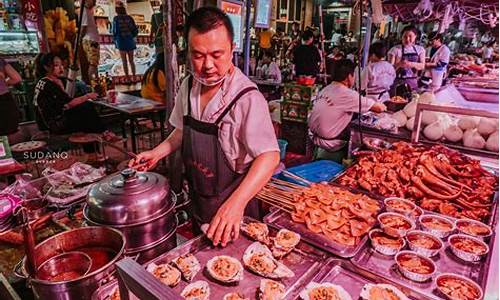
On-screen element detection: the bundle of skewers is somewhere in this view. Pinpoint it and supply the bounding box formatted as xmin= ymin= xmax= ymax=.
xmin=256 ymin=178 xmax=307 ymax=213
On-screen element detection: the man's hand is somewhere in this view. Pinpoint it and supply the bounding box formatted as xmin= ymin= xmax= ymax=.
xmin=370 ymin=103 xmax=387 ymax=113
xmin=128 ymin=149 xmax=162 ymax=171
xmin=206 ymin=198 xmax=245 ymax=247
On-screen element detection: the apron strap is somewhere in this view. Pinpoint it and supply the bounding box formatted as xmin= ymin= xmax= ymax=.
xmin=187 ymin=76 xmax=193 ymax=115
xmin=214 ymin=86 xmax=258 ymax=125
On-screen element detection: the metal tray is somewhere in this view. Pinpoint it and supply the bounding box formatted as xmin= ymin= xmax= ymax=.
xmin=264 ymin=208 xmax=372 ymax=258
xmin=93 ymin=217 xmax=329 ymax=300
xmin=295 ymin=258 xmax=420 ymax=300
xmin=351 ymin=206 xmax=498 ymax=300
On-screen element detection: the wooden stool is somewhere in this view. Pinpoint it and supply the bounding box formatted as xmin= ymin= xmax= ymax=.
xmin=10 ymin=141 xmax=47 ymax=177
xmin=68 ymin=133 xmax=100 ymax=157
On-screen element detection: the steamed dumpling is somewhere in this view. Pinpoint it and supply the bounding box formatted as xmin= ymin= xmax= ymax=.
xmin=421 ymin=111 xmax=439 ymax=125
xmin=486 ymin=131 xmax=499 ymax=152
xmin=392 ymin=110 xmax=407 ymax=127
xmin=444 ymin=125 xmax=463 ymax=142
xmin=406 ymin=116 xmax=415 ymax=131
xmin=403 ymin=101 xmax=417 ymax=118
xmin=463 ymin=129 xmax=486 ymax=149
xmin=419 ymin=92 xmax=436 ymax=104
xmin=424 ymin=121 xmax=444 ymax=141
xmin=458 ymin=116 xmax=480 ymax=131
xmin=477 ymin=118 xmax=497 ymax=136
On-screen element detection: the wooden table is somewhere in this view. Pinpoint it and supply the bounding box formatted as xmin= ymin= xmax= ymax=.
xmin=93 ymin=93 xmax=166 ymax=154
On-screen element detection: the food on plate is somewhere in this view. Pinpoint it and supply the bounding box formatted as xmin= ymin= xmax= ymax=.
xmin=423 ymin=121 xmax=444 ymax=141
xmin=419 ymin=215 xmax=454 ymax=238
xmin=338 ymin=142 xmax=497 ymax=222
xmin=172 ymin=254 xmax=201 ymax=281
xmin=146 ymin=263 xmax=181 ymax=287
xmin=378 ymin=213 xmax=414 ymax=238
xmin=206 ymin=255 xmax=243 ymax=283
xmin=384 ymin=198 xmax=416 ymax=216
xmin=290 ymin=183 xmax=380 ymax=246
xmin=242 ymin=242 xmax=294 ymax=279
xmin=455 ymin=219 xmax=492 ymax=238
xmin=223 ymin=292 xmax=249 ymax=300
xmin=449 ymin=234 xmax=489 ymax=261
xmin=444 ymin=125 xmax=463 ymax=143
xmin=360 ymin=283 xmax=409 ymax=300
xmin=369 ymin=229 xmax=405 ymax=255
xmin=181 ymin=280 xmax=210 ymax=300
xmin=241 ymin=222 xmax=270 ymax=244
xmin=259 ymin=279 xmax=286 ymax=300
xmin=436 ymin=273 xmax=483 ymax=300
xmin=299 ymin=282 xmax=352 ymax=300
xmin=272 ymin=229 xmax=300 ymax=258
xmin=396 ymin=251 xmax=436 ymax=282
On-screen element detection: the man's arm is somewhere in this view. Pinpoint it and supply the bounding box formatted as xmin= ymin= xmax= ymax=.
xmin=207 ymin=151 xmax=280 ymax=246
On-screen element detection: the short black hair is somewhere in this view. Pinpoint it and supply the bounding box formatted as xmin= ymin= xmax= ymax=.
xmin=401 ymin=25 xmax=418 ymax=36
xmin=429 ymin=32 xmax=443 ymax=42
xmin=369 ymin=42 xmax=387 ymax=59
xmin=35 ymin=53 xmax=60 ymax=79
xmin=330 ymin=59 xmax=355 ymax=82
xmin=301 ymin=30 xmax=313 ymax=41
xmin=185 ymin=7 xmax=234 ymax=45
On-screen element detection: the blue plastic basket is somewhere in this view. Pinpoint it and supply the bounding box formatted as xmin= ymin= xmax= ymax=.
xmin=277 ymin=160 xmax=345 ymax=186
xmin=277 ymin=139 xmax=288 ymax=161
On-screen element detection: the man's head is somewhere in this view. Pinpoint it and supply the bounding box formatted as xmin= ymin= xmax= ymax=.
xmin=84 ymin=0 xmax=96 ymax=9
xmin=330 ymin=59 xmax=355 ymax=88
xmin=185 ymin=7 xmax=235 ymax=85
xmin=401 ymin=25 xmax=418 ymax=46
xmin=369 ymin=42 xmax=387 ymax=61
xmin=301 ymin=30 xmax=314 ymax=45
xmin=429 ymin=32 xmax=443 ymax=48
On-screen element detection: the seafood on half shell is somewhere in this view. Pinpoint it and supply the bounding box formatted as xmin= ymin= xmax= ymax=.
xmin=272 ymin=229 xmax=301 ymax=258
xmin=243 ymin=242 xmax=294 ymax=279
xmin=172 ymin=254 xmax=201 ymax=282
xmin=223 ymin=292 xmax=250 ymax=300
xmin=146 ymin=262 xmax=181 ymax=287
xmin=299 ymin=282 xmax=352 ymax=300
xmin=241 ymin=222 xmax=270 ymax=244
xmin=259 ymin=279 xmax=286 ymax=300
xmin=181 ymin=280 xmax=210 ymax=300
xmin=360 ymin=283 xmax=409 ymax=300
xmin=206 ymin=255 xmax=244 ymax=283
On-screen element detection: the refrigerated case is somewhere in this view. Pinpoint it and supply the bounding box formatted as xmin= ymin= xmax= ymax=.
xmin=0 ymin=30 xmax=39 ymax=55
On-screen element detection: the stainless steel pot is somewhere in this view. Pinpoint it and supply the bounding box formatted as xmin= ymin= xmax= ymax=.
xmin=84 ymin=169 xmax=178 ymax=252
xmin=15 ymin=226 xmax=125 ymax=300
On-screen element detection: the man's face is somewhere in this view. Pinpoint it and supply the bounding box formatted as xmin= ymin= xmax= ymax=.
xmin=402 ymin=31 xmax=416 ymax=46
xmin=188 ymin=25 xmax=234 ymax=85
xmin=431 ymin=39 xmax=440 ymax=48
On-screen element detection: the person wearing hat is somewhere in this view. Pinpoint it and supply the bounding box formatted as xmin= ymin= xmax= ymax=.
xmin=130 ymin=7 xmax=279 ymax=247
xmin=424 ymin=33 xmax=450 ymax=91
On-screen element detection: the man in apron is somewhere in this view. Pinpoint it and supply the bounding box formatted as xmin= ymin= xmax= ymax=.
xmin=424 ymin=33 xmax=450 ymax=91
xmin=388 ymin=25 xmax=426 ymax=96
xmin=130 ymin=7 xmax=280 ymax=247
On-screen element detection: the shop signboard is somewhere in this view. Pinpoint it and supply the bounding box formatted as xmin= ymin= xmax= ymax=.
xmin=22 ymin=0 xmax=45 ymax=51
xmin=254 ymin=0 xmax=272 ymax=28
xmin=219 ymin=0 xmax=244 ymax=52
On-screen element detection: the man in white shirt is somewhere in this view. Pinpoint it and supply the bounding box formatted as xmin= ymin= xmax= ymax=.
xmin=331 ymin=30 xmax=342 ymax=47
xmin=309 ymin=59 xmax=386 ymax=156
xmin=130 ymin=7 xmax=279 ymax=247
xmin=424 ymin=33 xmax=450 ymax=91
xmin=357 ymin=42 xmax=396 ymax=102
xmin=81 ymin=0 xmax=100 ymax=80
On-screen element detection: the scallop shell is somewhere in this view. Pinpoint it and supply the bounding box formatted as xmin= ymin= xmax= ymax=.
xmin=223 ymin=292 xmax=249 ymax=300
xmin=299 ymin=282 xmax=352 ymax=300
xmin=259 ymin=279 xmax=286 ymax=300
xmin=243 ymin=242 xmax=294 ymax=279
xmin=272 ymin=229 xmax=301 ymax=258
xmin=181 ymin=280 xmax=210 ymax=300
xmin=206 ymin=255 xmax=243 ymax=283
xmin=241 ymin=222 xmax=270 ymax=244
xmin=172 ymin=254 xmax=201 ymax=282
xmin=146 ymin=262 xmax=181 ymax=287
xmin=360 ymin=283 xmax=409 ymax=300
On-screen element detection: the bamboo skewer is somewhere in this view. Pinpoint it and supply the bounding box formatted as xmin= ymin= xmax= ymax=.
xmin=256 ymin=196 xmax=294 ymax=213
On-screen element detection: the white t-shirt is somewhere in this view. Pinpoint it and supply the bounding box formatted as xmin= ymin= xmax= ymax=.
xmin=357 ymin=61 xmax=396 ymax=101
xmin=169 ymin=67 xmax=279 ymax=173
xmin=82 ymin=7 xmax=99 ymax=42
xmin=388 ymin=44 xmax=426 ymax=62
xmin=331 ymin=33 xmax=342 ymax=45
xmin=308 ymin=82 xmax=375 ymax=151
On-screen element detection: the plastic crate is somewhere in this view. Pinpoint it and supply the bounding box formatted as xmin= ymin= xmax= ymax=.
xmin=277 ymin=160 xmax=345 ymax=186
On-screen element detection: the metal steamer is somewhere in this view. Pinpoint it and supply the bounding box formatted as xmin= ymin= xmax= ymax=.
xmin=84 ymin=169 xmax=178 ymax=263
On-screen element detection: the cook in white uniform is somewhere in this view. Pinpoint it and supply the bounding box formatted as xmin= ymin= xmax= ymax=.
xmin=424 ymin=33 xmax=450 ymax=91
xmin=309 ymin=59 xmax=387 ymax=154
xmin=357 ymin=42 xmax=396 ymax=102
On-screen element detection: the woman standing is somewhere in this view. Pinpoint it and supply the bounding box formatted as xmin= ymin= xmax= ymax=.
xmin=388 ymin=25 xmax=426 ymax=95
xmin=112 ymin=3 xmax=138 ymax=76
xmin=0 ymin=58 xmax=22 ymax=136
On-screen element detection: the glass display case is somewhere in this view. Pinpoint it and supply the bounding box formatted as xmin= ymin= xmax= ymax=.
xmin=0 ymin=30 xmax=39 ymax=55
